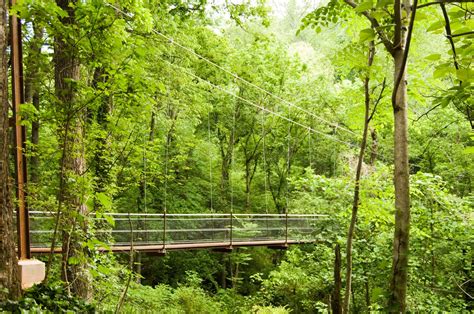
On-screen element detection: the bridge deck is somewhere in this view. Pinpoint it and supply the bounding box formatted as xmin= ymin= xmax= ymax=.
xmin=27 ymin=211 xmax=328 ymax=253
xmin=30 ymin=240 xmax=317 ymax=253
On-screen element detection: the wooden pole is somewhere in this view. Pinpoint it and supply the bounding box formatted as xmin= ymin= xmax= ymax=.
xmin=10 ymin=0 xmax=30 ymax=260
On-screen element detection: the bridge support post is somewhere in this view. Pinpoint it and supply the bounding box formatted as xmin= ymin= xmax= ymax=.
xmin=11 ymin=0 xmax=30 ymax=261
xmin=18 ymin=259 xmax=45 ymax=289
xmin=11 ymin=0 xmax=45 ymax=289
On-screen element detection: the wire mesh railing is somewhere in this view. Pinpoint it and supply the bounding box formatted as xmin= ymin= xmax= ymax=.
xmin=28 ymin=211 xmax=328 ymax=250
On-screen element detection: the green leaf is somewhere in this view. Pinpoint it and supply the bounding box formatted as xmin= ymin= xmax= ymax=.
xmin=103 ymin=213 xmax=115 ymax=227
xmin=427 ymin=20 xmax=444 ymax=32
xmin=440 ymin=96 xmax=451 ymax=108
xmin=448 ymin=10 xmax=465 ymax=19
xmin=84 ymin=239 xmax=95 ymax=250
xmin=90 ymin=269 xmax=100 ymax=278
xmin=425 ymin=54 xmax=441 ymax=61
xmin=463 ymin=146 xmax=474 ymax=154
xmin=376 ymin=0 xmax=392 ymax=8
xmin=415 ymin=11 xmax=428 ymax=20
xmin=433 ymin=64 xmax=453 ymax=79
xmin=98 ymin=265 xmax=112 ymax=275
xmin=68 ymin=256 xmax=80 ymax=265
xmin=355 ymin=0 xmax=373 ymax=12
xmin=96 ymin=192 xmax=112 ymax=210
xmin=359 ymin=28 xmax=376 ymax=43
xmin=456 ymin=69 xmax=471 ymax=82
xmin=157 ymin=81 xmax=167 ymax=94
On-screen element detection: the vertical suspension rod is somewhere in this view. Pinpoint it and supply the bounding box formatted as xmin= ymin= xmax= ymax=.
xmin=230 ymin=212 xmax=233 ymax=247
xmin=11 ymin=1 xmax=30 ymax=259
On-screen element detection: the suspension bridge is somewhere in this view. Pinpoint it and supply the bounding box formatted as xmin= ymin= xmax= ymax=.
xmin=8 ymin=3 xmax=346 ymax=289
xmin=27 ymin=211 xmax=328 ymax=254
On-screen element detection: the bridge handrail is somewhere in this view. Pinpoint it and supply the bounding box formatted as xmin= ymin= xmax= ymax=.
xmin=26 ymin=211 xmax=330 ymax=250
xmin=28 ymin=211 xmax=329 ymax=218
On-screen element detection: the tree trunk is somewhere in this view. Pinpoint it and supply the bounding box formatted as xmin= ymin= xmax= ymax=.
xmin=340 ymin=0 xmax=413 ymax=311
xmin=331 ymin=244 xmax=342 ymax=314
xmin=0 ymin=0 xmax=21 ymax=299
xmin=388 ymin=1 xmax=411 ymax=309
xmin=220 ymin=255 xmax=227 ymax=289
xmin=343 ymin=42 xmax=374 ymax=313
xmin=364 ymin=272 xmax=370 ymax=310
xmin=136 ymin=110 xmax=156 ymax=243
xmin=369 ymin=127 xmax=377 ymax=166
xmin=54 ymin=0 xmax=91 ymax=299
xmin=244 ymin=154 xmax=258 ymax=211
xmin=219 ymin=120 xmax=237 ymax=207
xmin=24 ymin=23 xmax=42 ymax=183
xmin=91 ymin=66 xmax=111 ymax=212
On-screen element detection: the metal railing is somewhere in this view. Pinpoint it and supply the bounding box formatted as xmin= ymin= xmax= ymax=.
xmin=28 ymin=211 xmax=328 ymax=251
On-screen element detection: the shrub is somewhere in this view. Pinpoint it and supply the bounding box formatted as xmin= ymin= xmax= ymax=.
xmin=0 ymin=283 xmax=95 ymax=313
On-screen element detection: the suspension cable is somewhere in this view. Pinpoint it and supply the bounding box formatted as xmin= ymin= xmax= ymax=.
xmin=208 ymin=110 xmax=214 ymax=212
xmin=143 ymin=132 xmax=147 ymax=214
xmin=333 ymin=125 xmax=338 ymax=175
xmin=309 ymin=117 xmax=314 ymax=171
xmin=260 ymin=106 xmax=268 ymax=214
xmin=152 ymin=31 xmax=357 ymax=137
xmin=105 ymin=3 xmax=399 ymax=165
xmin=142 ymin=127 xmax=148 ymax=245
xmin=158 ymin=56 xmax=356 ymax=148
xmin=230 ymin=103 xmax=237 ymax=247
xmin=285 ymin=106 xmax=291 ymax=245
xmin=260 ymin=103 xmax=270 ymax=238
xmin=163 ymin=104 xmax=170 ymax=249
xmin=104 ymin=2 xmax=357 ymax=138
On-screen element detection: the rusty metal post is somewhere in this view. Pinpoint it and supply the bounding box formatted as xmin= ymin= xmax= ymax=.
xmin=10 ymin=1 xmax=30 ymax=260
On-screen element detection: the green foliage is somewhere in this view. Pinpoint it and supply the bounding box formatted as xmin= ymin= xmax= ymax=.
xmin=97 ymin=279 xmax=224 ymax=313
xmin=5 ymin=0 xmax=472 ymax=312
xmin=261 ymin=166 xmax=471 ymax=311
xmin=299 ymin=0 xmax=351 ymax=34
xmin=0 ymin=283 xmax=95 ymax=313
xmin=260 ymin=246 xmax=333 ymax=312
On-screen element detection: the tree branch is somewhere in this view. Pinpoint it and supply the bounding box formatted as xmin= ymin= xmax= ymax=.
xmin=343 ymin=0 xmax=395 ymax=54
xmin=451 ymin=30 xmax=474 ymax=37
xmin=440 ymin=3 xmax=460 ymax=70
xmin=412 ymin=102 xmax=443 ymax=122
xmin=420 ymin=120 xmax=457 ymax=157
xmin=368 ymin=77 xmax=387 ymax=122
xmin=417 ymin=0 xmax=474 ymax=9
xmin=392 ymin=0 xmax=418 ymax=107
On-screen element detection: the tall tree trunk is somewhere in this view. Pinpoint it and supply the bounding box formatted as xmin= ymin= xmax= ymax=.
xmin=364 ymin=270 xmax=371 ymax=309
xmin=54 ymin=0 xmax=91 ymax=299
xmin=92 ymin=66 xmax=110 ymax=207
xmin=340 ymin=0 xmax=414 ymax=310
xmin=331 ymin=244 xmax=342 ymax=314
xmin=388 ymin=47 xmax=411 ymax=314
xmin=388 ymin=0 xmax=412 ymax=310
xmin=24 ymin=23 xmax=42 ymax=183
xmin=0 ymin=0 xmax=21 ymax=300
xmin=218 ymin=107 xmax=238 ymax=208
xmin=136 ymin=110 xmax=155 ymax=245
xmin=343 ymin=42 xmax=374 ymax=313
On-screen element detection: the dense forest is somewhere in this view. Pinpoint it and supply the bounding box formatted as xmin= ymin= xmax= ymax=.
xmin=0 ymin=0 xmax=472 ymax=312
